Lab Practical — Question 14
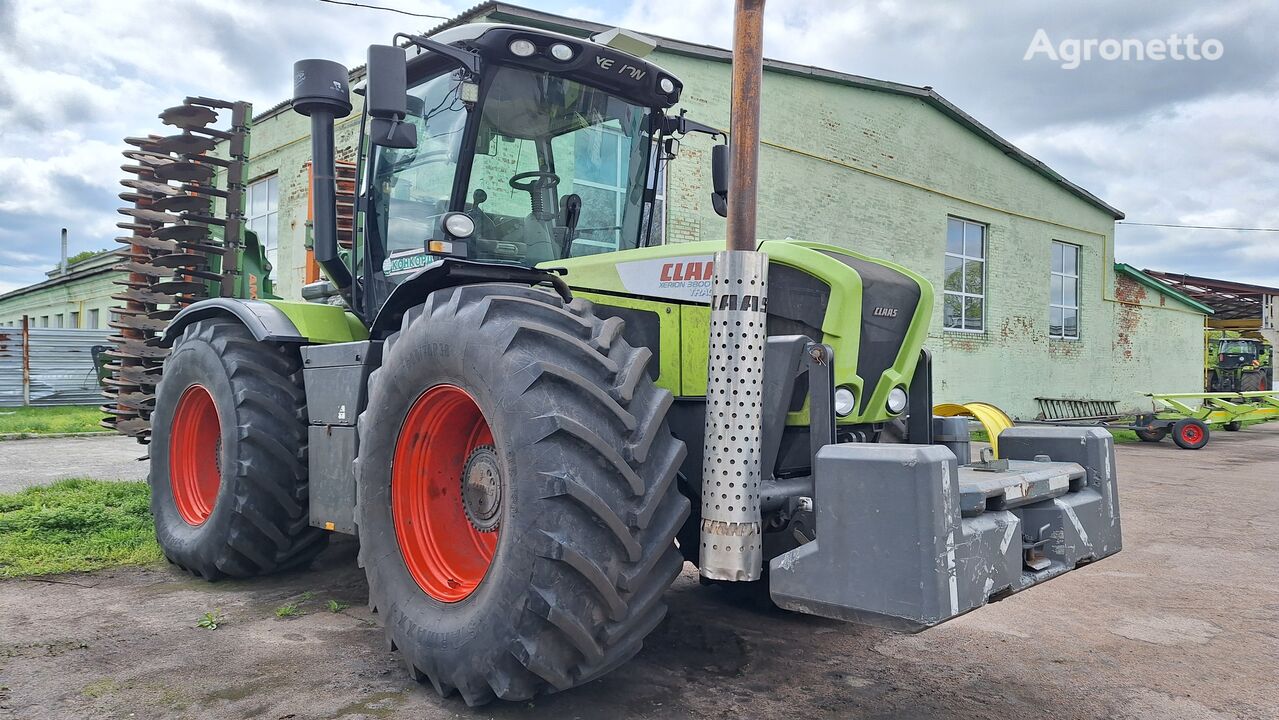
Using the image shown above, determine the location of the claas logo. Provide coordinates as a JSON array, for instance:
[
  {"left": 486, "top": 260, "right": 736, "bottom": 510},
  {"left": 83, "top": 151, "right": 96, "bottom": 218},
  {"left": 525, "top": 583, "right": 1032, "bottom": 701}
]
[{"left": 659, "top": 260, "right": 714, "bottom": 282}]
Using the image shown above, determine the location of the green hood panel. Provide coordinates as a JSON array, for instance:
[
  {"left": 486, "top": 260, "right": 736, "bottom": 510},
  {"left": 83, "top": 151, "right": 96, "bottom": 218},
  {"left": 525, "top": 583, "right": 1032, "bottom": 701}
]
[{"left": 544, "top": 240, "right": 933, "bottom": 426}]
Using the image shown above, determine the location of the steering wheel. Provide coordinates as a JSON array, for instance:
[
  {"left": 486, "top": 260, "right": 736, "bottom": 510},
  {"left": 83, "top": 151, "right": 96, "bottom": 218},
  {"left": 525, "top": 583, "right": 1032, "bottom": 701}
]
[{"left": 508, "top": 170, "right": 560, "bottom": 192}]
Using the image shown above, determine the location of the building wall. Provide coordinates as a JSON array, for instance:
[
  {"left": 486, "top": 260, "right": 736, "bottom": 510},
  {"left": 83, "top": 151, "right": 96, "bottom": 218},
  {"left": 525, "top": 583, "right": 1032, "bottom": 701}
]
[
  {"left": 647, "top": 52, "right": 1201, "bottom": 417},
  {"left": 0, "top": 265, "right": 117, "bottom": 331}
]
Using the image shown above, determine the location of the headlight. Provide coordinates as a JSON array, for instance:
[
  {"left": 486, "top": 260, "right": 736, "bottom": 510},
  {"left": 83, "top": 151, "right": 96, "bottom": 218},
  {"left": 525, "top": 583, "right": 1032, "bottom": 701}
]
[
  {"left": 549, "top": 43, "right": 574, "bottom": 61},
  {"left": 443, "top": 212, "right": 475, "bottom": 238},
  {"left": 659, "top": 77, "right": 676, "bottom": 94},
  {"left": 886, "top": 386, "right": 908, "bottom": 415},
  {"left": 834, "top": 386, "right": 856, "bottom": 417},
  {"left": 509, "top": 39, "right": 537, "bottom": 57}
]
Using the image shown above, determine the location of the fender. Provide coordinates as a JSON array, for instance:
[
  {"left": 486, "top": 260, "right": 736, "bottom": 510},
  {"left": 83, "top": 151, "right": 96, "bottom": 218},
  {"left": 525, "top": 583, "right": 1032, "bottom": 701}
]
[
  {"left": 369, "top": 258, "right": 571, "bottom": 339},
  {"left": 160, "top": 299, "right": 307, "bottom": 347}
]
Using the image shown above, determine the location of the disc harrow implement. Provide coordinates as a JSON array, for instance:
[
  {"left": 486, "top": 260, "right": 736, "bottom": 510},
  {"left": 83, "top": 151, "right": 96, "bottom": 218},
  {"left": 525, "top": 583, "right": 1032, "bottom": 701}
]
[{"left": 105, "top": 96, "right": 251, "bottom": 443}]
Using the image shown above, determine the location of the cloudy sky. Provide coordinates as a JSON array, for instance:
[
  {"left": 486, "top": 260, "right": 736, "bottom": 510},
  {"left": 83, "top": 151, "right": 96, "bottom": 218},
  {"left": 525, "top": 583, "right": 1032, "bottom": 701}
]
[{"left": 1, "top": 0, "right": 1275, "bottom": 294}]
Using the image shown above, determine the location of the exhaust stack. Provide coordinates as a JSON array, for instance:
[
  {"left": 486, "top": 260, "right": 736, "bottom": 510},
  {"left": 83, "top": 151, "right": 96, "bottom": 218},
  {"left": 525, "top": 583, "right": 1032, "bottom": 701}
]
[
  {"left": 291, "top": 59, "right": 354, "bottom": 292},
  {"left": 699, "top": 0, "right": 769, "bottom": 582}
]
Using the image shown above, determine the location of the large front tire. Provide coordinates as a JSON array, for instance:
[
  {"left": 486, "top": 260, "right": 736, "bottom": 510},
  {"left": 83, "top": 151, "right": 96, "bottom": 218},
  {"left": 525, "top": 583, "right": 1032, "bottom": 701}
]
[
  {"left": 149, "top": 318, "right": 326, "bottom": 579},
  {"left": 354, "top": 284, "right": 689, "bottom": 706}
]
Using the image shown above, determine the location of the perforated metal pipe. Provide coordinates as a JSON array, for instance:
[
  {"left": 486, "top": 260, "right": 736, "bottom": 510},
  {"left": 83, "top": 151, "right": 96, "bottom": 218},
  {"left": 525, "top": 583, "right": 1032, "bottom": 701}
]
[
  {"left": 699, "top": 250, "right": 768, "bottom": 580},
  {"left": 700, "top": 0, "right": 769, "bottom": 582}
]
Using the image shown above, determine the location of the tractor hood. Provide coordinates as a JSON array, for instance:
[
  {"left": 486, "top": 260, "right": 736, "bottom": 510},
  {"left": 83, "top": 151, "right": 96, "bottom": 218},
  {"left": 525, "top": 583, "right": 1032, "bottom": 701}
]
[{"left": 545, "top": 240, "right": 934, "bottom": 424}]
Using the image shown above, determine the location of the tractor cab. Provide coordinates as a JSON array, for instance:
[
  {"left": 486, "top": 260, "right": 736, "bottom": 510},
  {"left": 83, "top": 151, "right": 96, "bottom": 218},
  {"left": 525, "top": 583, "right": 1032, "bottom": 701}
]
[
  {"left": 326, "top": 24, "right": 699, "bottom": 322},
  {"left": 1215, "top": 338, "right": 1263, "bottom": 369}
]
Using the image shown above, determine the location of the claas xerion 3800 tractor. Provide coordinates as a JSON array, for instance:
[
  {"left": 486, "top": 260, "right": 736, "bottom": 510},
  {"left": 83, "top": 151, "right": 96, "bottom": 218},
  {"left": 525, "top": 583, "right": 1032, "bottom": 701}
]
[{"left": 111, "top": 9, "right": 1122, "bottom": 706}]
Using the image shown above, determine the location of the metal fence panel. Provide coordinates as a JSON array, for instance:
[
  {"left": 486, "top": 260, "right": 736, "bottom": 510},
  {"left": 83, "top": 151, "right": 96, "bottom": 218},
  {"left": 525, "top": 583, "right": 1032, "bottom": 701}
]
[
  {"left": 0, "top": 327, "right": 112, "bottom": 407},
  {"left": 0, "top": 328, "right": 23, "bottom": 407}
]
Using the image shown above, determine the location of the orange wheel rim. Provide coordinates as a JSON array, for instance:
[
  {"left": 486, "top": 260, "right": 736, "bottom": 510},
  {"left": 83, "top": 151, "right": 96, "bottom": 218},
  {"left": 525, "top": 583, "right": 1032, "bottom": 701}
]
[
  {"left": 1182, "top": 425, "right": 1203, "bottom": 444},
  {"left": 392, "top": 385, "right": 499, "bottom": 602},
  {"left": 169, "top": 385, "right": 222, "bottom": 526}
]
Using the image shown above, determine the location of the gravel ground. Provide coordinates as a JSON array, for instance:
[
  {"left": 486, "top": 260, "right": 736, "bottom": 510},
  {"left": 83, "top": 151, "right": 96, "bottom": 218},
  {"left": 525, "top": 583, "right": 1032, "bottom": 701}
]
[
  {"left": 0, "top": 435, "right": 147, "bottom": 493},
  {"left": 1, "top": 424, "right": 1276, "bottom": 719}
]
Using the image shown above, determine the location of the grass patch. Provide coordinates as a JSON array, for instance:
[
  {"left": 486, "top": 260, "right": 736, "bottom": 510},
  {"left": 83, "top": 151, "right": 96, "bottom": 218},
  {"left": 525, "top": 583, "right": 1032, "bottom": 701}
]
[
  {"left": 274, "top": 602, "right": 302, "bottom": 618},
  {"left": 0, "top": 479, "right": 161, "bottom": 578},
  {"left": 0, "top": 406, "right": 105, "bottom": 436},
  {"left": 197, "top": 611, "right": 224, "bottom": 630},
  {"left": 327, "top": 599, "right": 350, "bottom": 613}
]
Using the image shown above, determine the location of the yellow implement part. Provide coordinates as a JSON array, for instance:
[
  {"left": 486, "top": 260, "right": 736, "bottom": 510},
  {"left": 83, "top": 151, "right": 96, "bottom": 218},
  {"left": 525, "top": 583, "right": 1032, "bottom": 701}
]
[{"left": 933, "top": 402, "right": 1015, "bottom": 457}]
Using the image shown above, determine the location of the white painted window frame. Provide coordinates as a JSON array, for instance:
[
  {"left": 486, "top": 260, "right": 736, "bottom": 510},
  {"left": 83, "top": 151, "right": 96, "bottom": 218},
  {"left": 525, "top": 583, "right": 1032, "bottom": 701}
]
[
  {"left": 944, "top": 217, "right": 987, "bottom": 334},
  {"left": 1050, "top": 240, "right": 1081, "bottom": 340}
]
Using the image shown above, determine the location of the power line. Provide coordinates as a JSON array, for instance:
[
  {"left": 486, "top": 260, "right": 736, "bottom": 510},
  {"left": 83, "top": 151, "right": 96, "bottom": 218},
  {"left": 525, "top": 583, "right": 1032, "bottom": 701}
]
[
  {"left": 315, "top": 0, "right": 451, "bottom": 20},
  {"left": 1117, "top": 221, "right": 1279, "bottom": 233}
]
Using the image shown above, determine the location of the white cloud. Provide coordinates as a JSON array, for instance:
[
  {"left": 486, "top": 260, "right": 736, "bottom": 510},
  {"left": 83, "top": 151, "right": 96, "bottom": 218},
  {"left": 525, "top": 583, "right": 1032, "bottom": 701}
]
[{"left": 0, "top": 0, "right": 1275, "bottom": 292}]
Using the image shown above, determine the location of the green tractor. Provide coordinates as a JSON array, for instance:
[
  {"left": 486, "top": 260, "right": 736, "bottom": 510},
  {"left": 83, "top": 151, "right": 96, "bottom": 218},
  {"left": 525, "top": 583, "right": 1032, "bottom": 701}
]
[
  {"left": 120, "top": 22, "right": 1121, "bottom": 705},
  {"left": 1206, "top": 331, "right": 1272, "bottom": 393}
]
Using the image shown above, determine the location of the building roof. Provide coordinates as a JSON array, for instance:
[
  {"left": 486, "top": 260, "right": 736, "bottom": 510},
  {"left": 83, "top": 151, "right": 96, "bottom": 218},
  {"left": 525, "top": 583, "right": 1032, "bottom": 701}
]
[
  {"left": 1114, "top": 263, "right": 1214, "bottom": 315},
  {"left": 255, "top": 2, "right": 1123, "bottom": 220},
  {"left": 1142, "top": 270, "right": 1278, "bottom": 320}
]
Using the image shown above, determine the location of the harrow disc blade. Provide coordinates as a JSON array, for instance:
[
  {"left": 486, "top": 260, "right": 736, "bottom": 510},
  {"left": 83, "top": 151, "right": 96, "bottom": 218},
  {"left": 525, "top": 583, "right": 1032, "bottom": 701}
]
[
  {"left": 112, "top": 288, "right": 179, "bottom": 305},
  {"left": 109, "top": 315, "right": 170, "bottom": 333},
  {"left": 150, "top": 280, "right": 210, "bottom": 296},
  {"left": 115, "top": 235, "right": 179, "bottom": 253},
  {"left": 115, "top": 260, "right": 173, "bottom": 278},
  {"left": 153, "top": 224, "right": 210, "bottom": 242},
  {"left": 176, "top": 240, "right": 226, "bottom": 255},
  {"left": 150, "top": 253, "right": 209, "bottom": 269},
  {"left": 149, "top": 133, "right": 217, "bottom": 155},
  {"left": 123, "top": 135, "right": 164, "bottom": 150},
  {"left": 105, "top": 338, "right": 170, "bottom": 360},
  {"left": 115, "top": 418, "right": 151, "bottom": 439},
  {"left": 159, "top": 104, "right": 218, "bottom": 130},
  {"left": 154, "top": 161, "right": 215, "bottom": 183},
  {"left": 121, "top": 179, "right": 179, "bottom": 196},
  {"left": 174, "top": 268, "right": 223, "bottom": 282},
  {"left": 119, "top": 206, "right": 182, "bottom": 224},
  {"left": 151, "top": 194, "right": 209, "bottom": 213},
  {"left": 114, "top": 392, "right": 157, "bottom": 411},
  {"left": 122, "top": 150, "right": 175, "bottom": 167},
  {"left": 116, "top": 222, "right": 158, "bottom": 233}
]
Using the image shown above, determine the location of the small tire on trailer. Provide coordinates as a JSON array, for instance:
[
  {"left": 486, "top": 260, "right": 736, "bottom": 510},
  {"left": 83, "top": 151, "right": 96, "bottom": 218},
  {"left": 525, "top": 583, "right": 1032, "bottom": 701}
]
[
  {"left": 354, "top": 284, "right": 690, "bottom": 706},
  {"left": 1134, "top": 425, "right": 1168, "bottom": 443},
  {"left": 148, "top": 317, "right": 327, "bottom": 579},
  {"left": 1171, "top": 418, "right": 1210, "bottom": 450},
  {"left": 1224, "top": 420, "right": 1243, "bottom": 432}
]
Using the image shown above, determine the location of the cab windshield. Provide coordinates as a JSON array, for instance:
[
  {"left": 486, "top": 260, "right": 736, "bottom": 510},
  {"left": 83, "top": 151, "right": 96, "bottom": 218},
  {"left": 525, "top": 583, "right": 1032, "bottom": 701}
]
[
  {"left": 366, "top": 62, "right": 659, "bottom": 283},
  {"left": 465, "top": 65, "right": 657, "bottom": 264},
  {"left": 1220, "top": 340, "right": 1258, "bottom": 355}
]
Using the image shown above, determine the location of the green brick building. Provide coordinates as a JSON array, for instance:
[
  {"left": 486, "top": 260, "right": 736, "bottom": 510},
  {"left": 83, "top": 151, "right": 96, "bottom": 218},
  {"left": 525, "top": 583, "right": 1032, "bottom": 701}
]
[
  {"left": 0, "top": 251, "right": 117, "bottom": 330},
  {"left": 0, "top": 2, "right": 1209, "bottom": 418}
]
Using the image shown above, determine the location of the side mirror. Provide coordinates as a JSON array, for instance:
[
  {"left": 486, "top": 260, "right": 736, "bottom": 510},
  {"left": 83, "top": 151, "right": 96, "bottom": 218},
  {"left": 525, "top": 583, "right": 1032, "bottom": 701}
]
[
  {"left": 710, "top": 143, "right": 729, "bottom": 218},
  {"left": 366, "top": 45, "right": 417, "bottom": 149}
]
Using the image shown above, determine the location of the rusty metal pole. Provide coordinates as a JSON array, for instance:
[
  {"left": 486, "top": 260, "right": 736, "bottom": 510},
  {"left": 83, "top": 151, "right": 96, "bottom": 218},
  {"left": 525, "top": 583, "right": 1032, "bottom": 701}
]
[
  {"left": 20, "top": 315, "right": 30, "bottom": 407},
  {"left": 700, "top": 0, "right": 769, "bottom": 582},
  {"left": 725, "top": 0, "right": 765, "bottom": 253}
]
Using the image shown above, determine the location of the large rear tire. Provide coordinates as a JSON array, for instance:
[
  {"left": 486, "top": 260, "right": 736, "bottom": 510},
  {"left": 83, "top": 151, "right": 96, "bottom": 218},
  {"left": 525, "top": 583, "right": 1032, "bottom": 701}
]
[
  {"left": 149, "top": 318, "right": 326, "bottom": 579},
  {"left": 354, "top": 284, "right": 689, "bottom": 706},
  {"left": 1240, "top": 371, "right": 1266, "bottom": 393}
]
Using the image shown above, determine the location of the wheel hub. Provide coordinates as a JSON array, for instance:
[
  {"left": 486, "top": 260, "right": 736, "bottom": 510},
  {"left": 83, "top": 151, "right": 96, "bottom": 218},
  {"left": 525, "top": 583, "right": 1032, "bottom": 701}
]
[{"left": 461, "top": 445, "right": 502, "bottom": 532}]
